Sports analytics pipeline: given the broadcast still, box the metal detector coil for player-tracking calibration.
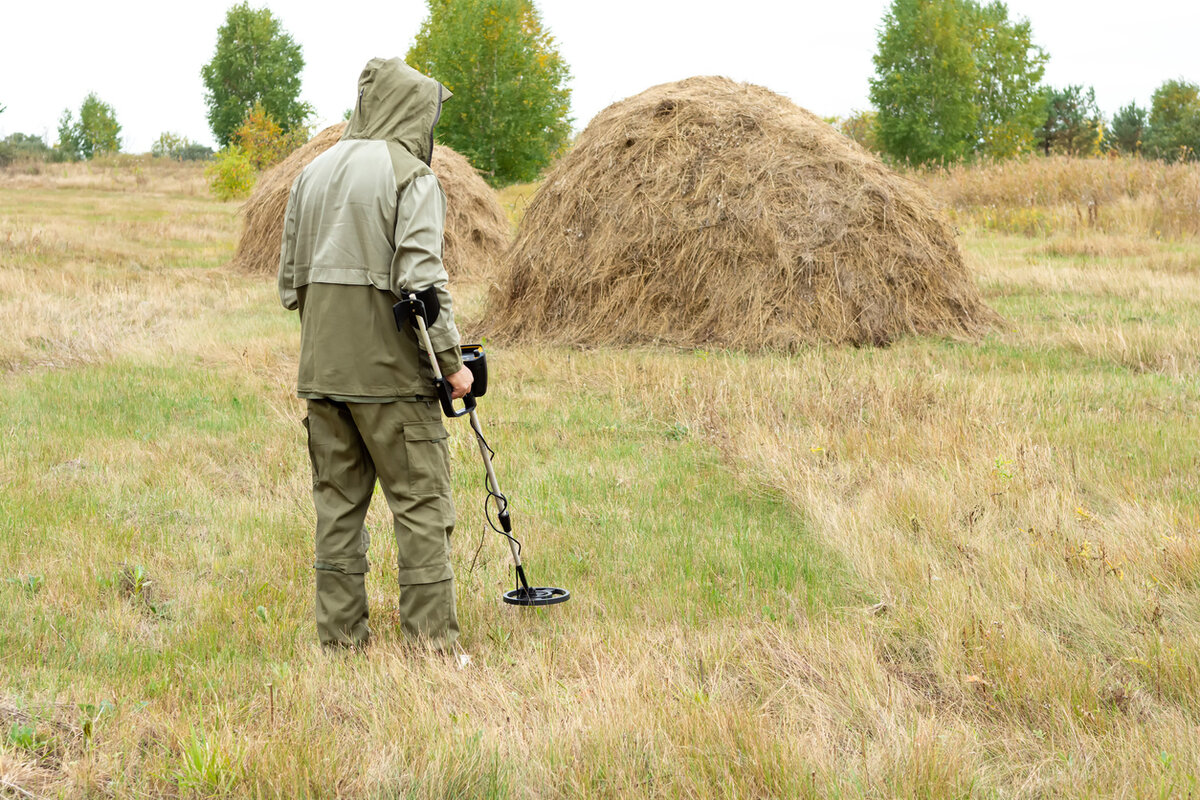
[504,583,570,606]
[395,291,570,609]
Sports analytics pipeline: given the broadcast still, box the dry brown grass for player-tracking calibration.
[919,155,1200,238]
[0,155,210,196]
[598,231,1200,792]
[0,189,246,373]
[231,123,510,282]
[485,76,997,350]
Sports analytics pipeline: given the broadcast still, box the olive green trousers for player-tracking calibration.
[304,398,458,649]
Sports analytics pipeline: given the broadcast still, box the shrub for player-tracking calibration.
[152,132,214,162]
[0,133,53,166]
[232,103,307,170]
[205,146,256,200]
[178,143,215,161]
[839,110,881,152]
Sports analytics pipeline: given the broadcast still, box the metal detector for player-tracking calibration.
[394,289,569,608]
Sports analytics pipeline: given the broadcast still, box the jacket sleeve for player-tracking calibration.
[278,179,300,311]
[392,173,463,375]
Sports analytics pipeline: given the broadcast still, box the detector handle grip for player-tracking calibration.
[435,377,476,418]
[436,345,487,417]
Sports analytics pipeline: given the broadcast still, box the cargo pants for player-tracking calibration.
[304,398,458,649]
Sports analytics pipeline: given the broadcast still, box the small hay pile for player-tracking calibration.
[431,146,513,281]
[230,123,344,275]
[231,123,509,282]
[485,76,998,348]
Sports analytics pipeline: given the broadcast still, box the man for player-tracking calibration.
[278,58,472,649]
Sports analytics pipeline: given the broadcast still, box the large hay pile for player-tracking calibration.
[485,77,998,348]
[231,123,509,281]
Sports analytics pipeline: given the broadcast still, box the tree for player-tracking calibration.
[152,132,189,158]
[1105,102,1147,155]
[869,0,1047,164]
[407,0,572,185]
[200,2,310,147]
[1144,79,1200,162]
[56,93,122,160]
[1036,85,1104,156]
[55,110,79,160]
[970,1,1048,158]
[870,0,978,164]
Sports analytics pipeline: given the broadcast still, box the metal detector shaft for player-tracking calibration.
[468,409,522,569]
[412,308,442,382]
[405,293,520,570]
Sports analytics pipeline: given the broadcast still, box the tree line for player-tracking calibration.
[1,0,572,188]
[2,0,1196,175]
[861,0,1199,164]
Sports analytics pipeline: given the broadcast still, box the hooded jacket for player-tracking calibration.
[279,58,461,400]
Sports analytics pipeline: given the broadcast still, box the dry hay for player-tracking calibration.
[485,76,999,349]
[231,123,509,282]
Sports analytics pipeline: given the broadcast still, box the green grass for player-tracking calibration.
[0,344,853,795]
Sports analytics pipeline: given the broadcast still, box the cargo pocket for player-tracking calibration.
[403,420,451,496]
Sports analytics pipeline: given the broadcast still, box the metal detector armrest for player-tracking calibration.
[392,287,441,329]
[393,291,473,417]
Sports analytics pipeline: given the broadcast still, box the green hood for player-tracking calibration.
[341,58,450,165]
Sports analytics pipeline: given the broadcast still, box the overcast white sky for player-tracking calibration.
[2,0,1197,153]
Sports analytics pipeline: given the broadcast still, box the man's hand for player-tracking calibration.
[446,366,473,400]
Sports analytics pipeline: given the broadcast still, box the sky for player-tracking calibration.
[2,0,1198,154]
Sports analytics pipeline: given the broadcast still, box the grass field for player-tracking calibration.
[1,157,1198,798]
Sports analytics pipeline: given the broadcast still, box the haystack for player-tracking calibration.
[485,77,998,348]
[231,123,510,282]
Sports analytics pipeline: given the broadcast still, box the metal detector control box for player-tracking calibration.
[460,345,487,398]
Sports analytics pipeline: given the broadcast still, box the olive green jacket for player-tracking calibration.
[279,58,462,400]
